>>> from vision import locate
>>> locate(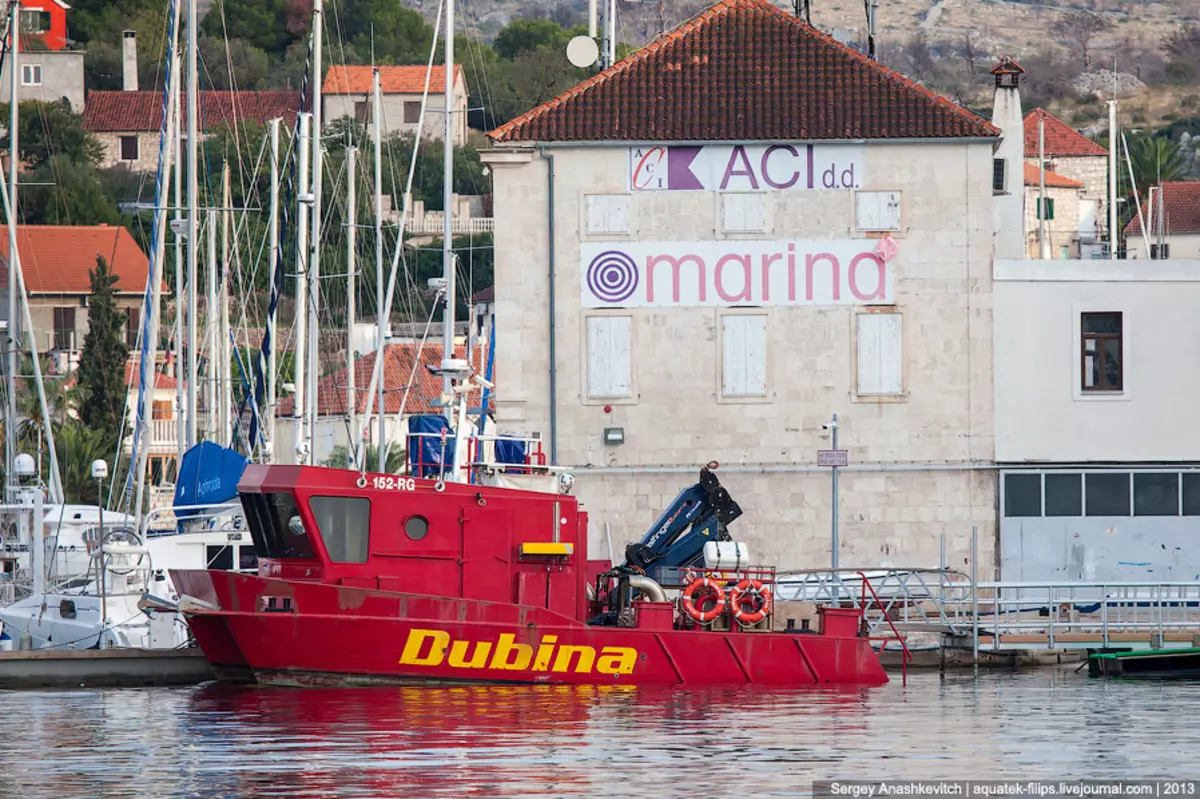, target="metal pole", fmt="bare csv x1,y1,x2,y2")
220,162,231,441
206,209,217,440
1108,98,1118,260
1038,118,1049,259
831,412,839,571
294,112,311,464
372,72,385,473
97,477,106,648
30,485,42,597
266,118,280,454
307,0,324,465
345,146,357,458
441,0,456,422
186,0,199,446
173,47,184,465
6,1,19,504
971,525,979,670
